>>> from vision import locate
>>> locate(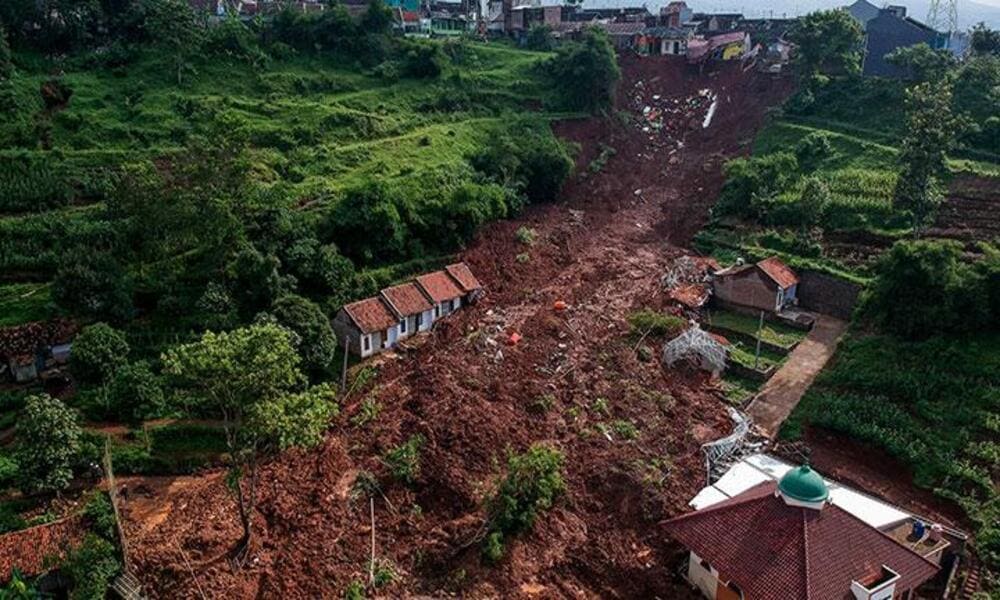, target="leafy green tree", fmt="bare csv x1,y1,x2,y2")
106,361,166,425
787,10,863,77
70,323,130,386
52,251,134,324
863,240,989,339
268,294,337,375
546,27,620,113
953,56,1000,154
401,40,445,78
360,0,393,34
893,82,960,231
470,125,573,205
144,0,204,84
716,152,800,219
63,534,120,600
886,43,957,82
0,25,12,80
483,443,565,562
970,22,1000,57
526,24,555,51
0,569,38,599
162,323,337,554
226,243,285,317
15,394,83,494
